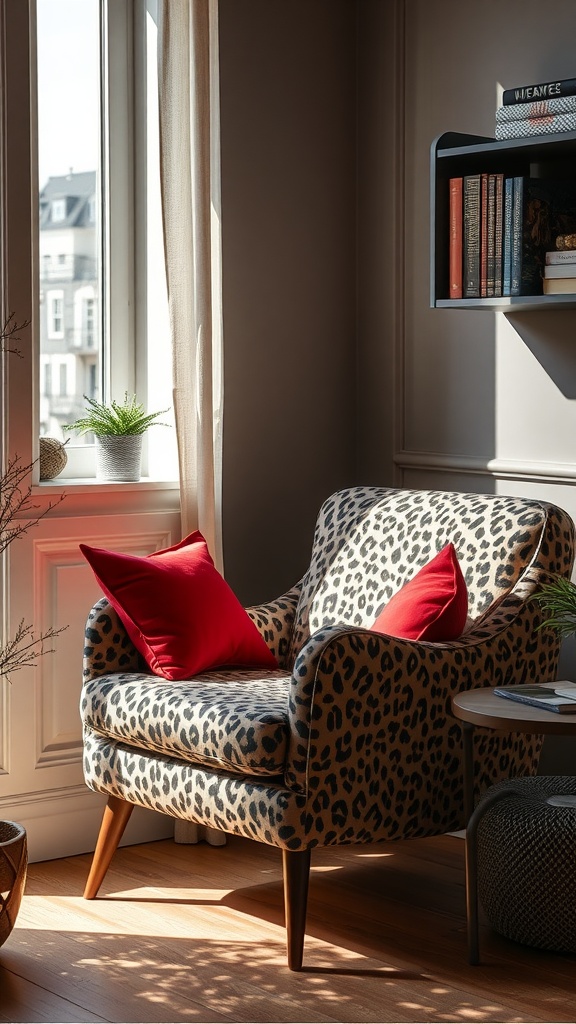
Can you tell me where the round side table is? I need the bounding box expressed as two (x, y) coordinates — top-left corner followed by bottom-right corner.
(451, 686), (576, 965)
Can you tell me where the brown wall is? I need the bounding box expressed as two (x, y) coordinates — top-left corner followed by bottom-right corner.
(219, 0), (359, 604)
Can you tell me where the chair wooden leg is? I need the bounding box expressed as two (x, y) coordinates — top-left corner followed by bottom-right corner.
(84, 796), (134, 899)
(282, 848), (311, 971)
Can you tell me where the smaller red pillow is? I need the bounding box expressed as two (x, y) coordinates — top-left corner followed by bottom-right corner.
(371, 543), (468, 642)
(80, 531), (278, 681)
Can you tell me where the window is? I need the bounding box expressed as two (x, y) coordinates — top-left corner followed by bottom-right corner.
(84, 298), (95, 347)
(47, 291), (64, 338)
(51, 198), (67, 222)
(35, 0), (176, 478)
(88, 363), (97, 399)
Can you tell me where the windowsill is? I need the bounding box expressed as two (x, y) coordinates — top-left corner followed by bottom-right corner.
(34, 475), (182, 517)
(37, 476), (180, 492)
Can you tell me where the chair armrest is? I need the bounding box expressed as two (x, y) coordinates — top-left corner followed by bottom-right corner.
(83, 597), (144, 682)
(245, 580), (302, 669)
(284, 596), (556, 839)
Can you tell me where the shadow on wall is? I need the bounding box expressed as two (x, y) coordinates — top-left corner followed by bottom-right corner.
(508, 310), (576, 398)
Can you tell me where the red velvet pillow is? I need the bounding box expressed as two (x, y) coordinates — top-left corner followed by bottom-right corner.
(80, 532), (278, 681)
(371, 543), (468, 642)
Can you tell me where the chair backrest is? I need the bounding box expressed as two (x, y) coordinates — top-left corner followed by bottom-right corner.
(288, 486), (575, 664)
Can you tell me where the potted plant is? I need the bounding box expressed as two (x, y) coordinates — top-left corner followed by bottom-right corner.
(1, 313), (67, 947)
(534, 575), (576, 638)
(65, 393), (169, 481)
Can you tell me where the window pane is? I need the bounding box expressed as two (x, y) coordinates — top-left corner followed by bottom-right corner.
(37, 0), (101, 442)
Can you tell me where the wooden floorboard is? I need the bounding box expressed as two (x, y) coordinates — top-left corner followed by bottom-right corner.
(0, 834), (574, 1023)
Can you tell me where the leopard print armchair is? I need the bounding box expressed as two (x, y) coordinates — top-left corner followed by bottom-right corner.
(80, 486), (575, 970)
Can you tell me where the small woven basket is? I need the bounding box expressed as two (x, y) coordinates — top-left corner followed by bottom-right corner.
(39, 437), (68, 480)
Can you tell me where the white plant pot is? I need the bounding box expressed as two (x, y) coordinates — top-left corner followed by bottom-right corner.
(95, 435), (143, 481)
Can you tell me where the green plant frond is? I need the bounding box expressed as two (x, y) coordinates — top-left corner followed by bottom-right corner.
(65, 392), (169, 436)
(533, 575), (576, 638)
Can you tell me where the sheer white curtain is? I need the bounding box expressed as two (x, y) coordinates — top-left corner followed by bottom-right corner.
(157, 0), (223, 572)
(158, 0), (224, 846)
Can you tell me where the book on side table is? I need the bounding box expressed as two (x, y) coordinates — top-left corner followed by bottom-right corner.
(494, 680), (576, 713)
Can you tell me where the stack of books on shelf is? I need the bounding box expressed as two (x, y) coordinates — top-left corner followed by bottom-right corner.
(449, 175), (576, 299)
(543, 235), (576, 294)
(496, 75), (576, 141)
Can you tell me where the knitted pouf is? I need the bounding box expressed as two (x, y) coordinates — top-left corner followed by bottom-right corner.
(476, 776), (576, 953)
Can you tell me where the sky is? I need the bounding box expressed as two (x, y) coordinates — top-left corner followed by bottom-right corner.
(36, 0), (100, 189)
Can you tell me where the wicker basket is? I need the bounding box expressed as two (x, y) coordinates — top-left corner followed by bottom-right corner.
(39, 437), (68, 480)
(0, 820), (27, 947)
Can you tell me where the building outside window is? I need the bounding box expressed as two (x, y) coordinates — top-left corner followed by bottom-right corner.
(35, 0), (175, 476)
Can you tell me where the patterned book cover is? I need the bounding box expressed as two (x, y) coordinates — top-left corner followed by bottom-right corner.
(511, 178), (576, 296)
(496, 113), (576, 140)
(463, 174), (481, 298)
(497, 95), (576, 123)
(502, 177), (514, 296)
(448, 177), (463, 298)
(503, 77), (576, 105)
(486, 173), (496, 297)
(480, 173), (489, 297)
(494, 174), (504, 297)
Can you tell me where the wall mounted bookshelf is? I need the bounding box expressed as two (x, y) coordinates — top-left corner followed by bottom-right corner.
(430, 130), (576, 310)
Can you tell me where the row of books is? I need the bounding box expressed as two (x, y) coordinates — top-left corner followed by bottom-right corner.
(496, 75), (576, 141)
(449, 174), (576, 299)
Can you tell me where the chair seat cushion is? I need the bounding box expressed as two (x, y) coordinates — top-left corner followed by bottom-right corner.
(81, 668), (291, 777)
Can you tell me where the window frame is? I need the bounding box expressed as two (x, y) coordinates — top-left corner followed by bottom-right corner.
(1, 0), (175, 487)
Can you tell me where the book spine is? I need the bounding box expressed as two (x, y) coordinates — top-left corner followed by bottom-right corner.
(502, 177), (514, 296)
(448, 177), (463, 299)
(463, 174), (481, 298)
(493, 173), (504, 297)
(545, 249), (576, 264)
(496, 113), (576, 140)
(486, 173), (496, 297)
(510, 176), (523, 296)
(502, 77), (576, 105)
(480, 173), (489, 297)
(544, 262), (576, 278)
(543, 277), (576, 294)
(496, 94), (576, 123)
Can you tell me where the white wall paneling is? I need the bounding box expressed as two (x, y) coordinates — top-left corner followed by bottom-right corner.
(1, 508), (181, 861)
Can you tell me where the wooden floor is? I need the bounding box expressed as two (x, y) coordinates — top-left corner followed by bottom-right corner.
(1, 833), (574, 1024)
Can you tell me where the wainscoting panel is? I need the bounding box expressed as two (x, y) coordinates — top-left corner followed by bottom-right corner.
(1, 508), (181, 861)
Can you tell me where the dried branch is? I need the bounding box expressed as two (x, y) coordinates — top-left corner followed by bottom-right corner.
(0, 453), (66, 557)
(0, 312), (67, 681)
(0, 619), (69, 683)
(0, 312), (30, 358)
